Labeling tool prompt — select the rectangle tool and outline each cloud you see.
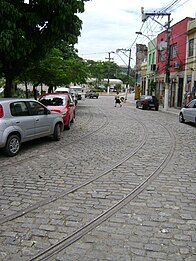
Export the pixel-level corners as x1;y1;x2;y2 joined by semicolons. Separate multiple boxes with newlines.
76;0;196;65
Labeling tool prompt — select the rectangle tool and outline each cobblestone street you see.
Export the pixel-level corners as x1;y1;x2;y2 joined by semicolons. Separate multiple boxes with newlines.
0;94;195;261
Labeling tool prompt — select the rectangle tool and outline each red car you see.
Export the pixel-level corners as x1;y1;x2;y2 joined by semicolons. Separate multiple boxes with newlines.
39;93;75;130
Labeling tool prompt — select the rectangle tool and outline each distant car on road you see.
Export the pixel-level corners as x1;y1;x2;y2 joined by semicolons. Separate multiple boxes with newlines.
39;93;75;130
0;98;63;156
179;99;196;126
85;91;99;99
136;95;159;111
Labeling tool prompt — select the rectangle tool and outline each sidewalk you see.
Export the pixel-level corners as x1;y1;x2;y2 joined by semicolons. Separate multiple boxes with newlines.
159;105;180;115
125;93;181;116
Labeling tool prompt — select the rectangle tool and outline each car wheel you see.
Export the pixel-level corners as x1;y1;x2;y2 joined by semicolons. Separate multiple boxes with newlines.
155;106;159;111
179;113;185;123
53;123;61;140
3;134;21;156
64;118;71;130
141;104;145;110
136;103;139;108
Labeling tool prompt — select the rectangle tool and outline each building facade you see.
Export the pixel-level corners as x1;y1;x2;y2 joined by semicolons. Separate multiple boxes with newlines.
136;17;196;108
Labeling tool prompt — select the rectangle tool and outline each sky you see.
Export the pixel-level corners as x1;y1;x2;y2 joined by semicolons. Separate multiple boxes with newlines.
76;0;196;67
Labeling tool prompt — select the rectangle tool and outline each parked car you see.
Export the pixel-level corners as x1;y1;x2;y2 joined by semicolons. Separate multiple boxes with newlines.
70;86;83;100
179;98;196;126
136;95;159;111
54;87;70;94
39;93;75;130
69;89;78;106
85;91;99;99
54;87;78;106
0;98;63;156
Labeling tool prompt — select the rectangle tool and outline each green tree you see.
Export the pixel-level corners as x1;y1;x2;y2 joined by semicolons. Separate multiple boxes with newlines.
86;60;122;87
21;44;90;98
0;0;90;97
87;60;105;84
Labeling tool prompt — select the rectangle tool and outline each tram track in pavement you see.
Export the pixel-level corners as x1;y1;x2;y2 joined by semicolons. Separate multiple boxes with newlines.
0;109;145;224
0;101;177;261
0;97;139;221
26;113;176;261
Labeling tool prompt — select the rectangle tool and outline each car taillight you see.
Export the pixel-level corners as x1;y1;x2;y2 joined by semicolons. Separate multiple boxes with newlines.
0;104;4;118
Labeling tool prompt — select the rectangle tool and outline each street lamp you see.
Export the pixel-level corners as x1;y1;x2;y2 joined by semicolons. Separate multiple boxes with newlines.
135;32;156;49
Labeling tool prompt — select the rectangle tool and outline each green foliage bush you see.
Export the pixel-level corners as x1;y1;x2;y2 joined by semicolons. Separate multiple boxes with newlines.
0;89;34;98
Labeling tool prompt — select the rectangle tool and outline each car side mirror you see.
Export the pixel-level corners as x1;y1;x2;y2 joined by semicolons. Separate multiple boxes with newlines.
69;103;74;107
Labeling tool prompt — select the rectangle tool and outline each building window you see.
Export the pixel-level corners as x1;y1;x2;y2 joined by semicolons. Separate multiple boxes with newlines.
171;44;177;59
148;53;151;65
152;52;155;64
188;39;194;57
158;50;164;62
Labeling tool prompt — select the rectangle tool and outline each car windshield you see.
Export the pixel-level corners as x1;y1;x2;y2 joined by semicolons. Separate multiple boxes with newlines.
140;95;151;100
40;96;66;106
187;100;196;108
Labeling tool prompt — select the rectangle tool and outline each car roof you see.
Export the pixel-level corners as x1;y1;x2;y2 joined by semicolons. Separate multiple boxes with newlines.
54;87;70;93
0;98;37;103
41;93;69;97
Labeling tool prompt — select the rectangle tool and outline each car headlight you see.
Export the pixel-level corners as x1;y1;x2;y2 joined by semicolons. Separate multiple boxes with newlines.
61;112;67;116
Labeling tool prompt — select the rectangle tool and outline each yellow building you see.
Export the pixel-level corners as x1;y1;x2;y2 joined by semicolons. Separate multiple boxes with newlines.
184;18;196;100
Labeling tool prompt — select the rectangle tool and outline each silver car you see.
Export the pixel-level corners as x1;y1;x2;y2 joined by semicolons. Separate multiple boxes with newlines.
0;98;64;156
179;99;196;126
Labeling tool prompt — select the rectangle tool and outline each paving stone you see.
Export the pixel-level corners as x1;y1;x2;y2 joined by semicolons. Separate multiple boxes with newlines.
0;96;195;260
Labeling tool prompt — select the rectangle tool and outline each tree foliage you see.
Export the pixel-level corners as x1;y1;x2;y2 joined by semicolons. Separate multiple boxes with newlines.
24;44;90;95
87;60;121;83
0;0;90;97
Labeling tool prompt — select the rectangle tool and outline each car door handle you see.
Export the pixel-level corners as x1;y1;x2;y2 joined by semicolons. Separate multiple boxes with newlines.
15;121;20;123
35;119;39;122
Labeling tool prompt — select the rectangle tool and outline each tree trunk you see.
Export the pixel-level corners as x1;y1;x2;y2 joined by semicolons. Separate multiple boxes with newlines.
4;69;13;98
33;83;40;100
25;80;28;99
48;85;53;93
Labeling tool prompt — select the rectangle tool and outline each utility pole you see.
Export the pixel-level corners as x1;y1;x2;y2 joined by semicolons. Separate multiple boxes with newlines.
141;7;171;111
116;48;131;101
106;52;114;94
164;13;171;111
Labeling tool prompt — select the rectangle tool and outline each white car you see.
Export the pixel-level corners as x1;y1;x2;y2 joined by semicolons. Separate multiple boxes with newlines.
54;87;70;93
179;99;196;126
0;98;64;156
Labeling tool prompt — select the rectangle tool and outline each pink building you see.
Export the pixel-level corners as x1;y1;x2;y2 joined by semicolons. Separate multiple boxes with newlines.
156;17;194;107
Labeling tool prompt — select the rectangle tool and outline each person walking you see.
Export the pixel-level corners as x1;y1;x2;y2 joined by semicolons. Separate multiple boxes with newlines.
115;92;122;107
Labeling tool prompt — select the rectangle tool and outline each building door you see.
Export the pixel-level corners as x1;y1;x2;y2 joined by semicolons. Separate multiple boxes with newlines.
177;78;183;107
